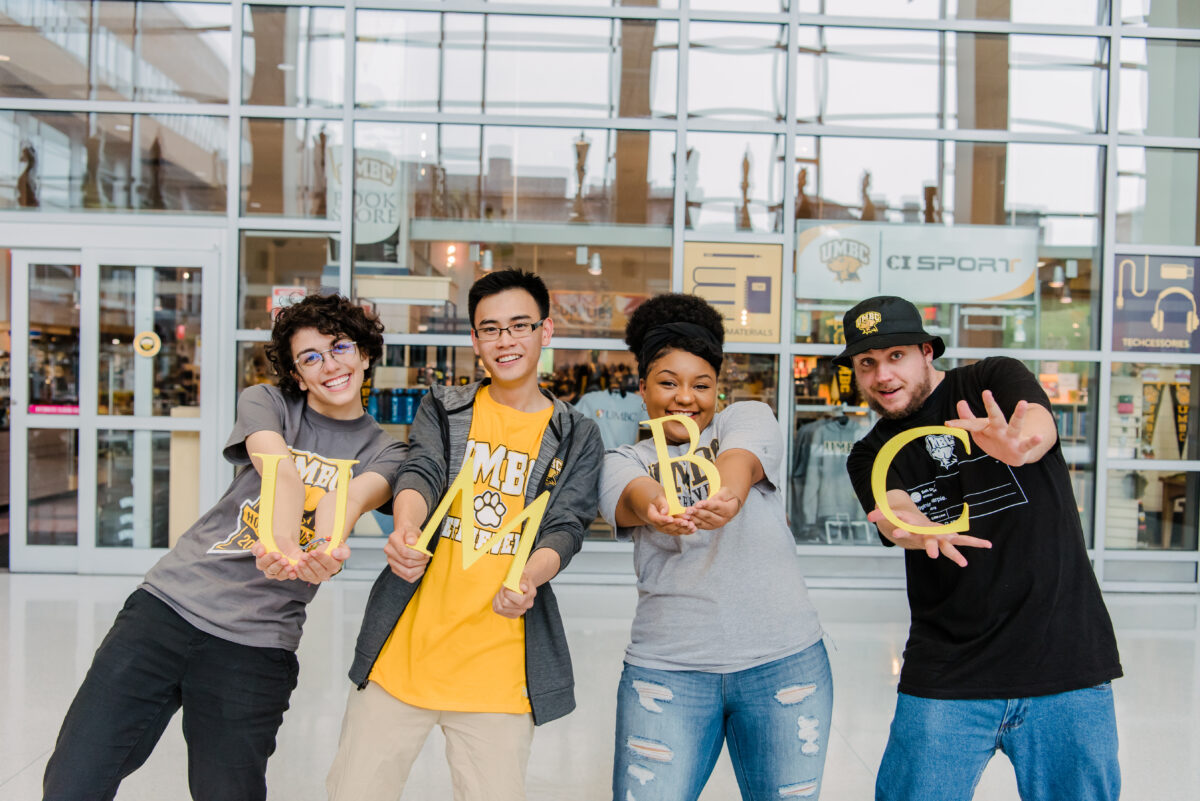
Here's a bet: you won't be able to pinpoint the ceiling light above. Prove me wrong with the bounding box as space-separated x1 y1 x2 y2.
1049 265 1065 288
588 253 602 276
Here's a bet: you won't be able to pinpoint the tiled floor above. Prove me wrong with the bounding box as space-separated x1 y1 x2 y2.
2 572 1197 800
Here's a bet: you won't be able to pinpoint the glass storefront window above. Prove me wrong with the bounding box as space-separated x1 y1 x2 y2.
1106 469 1199 552
0 111 227 213
1119 39 1200 138
27 428 78 546
96 430 171 548
687 21 787 122
1121 1 1200 29
239 233 333 330
685 131 785 232
1117 147 1200 247
357 12 678 119
241 119 341 218
28 263 80 409
1109 363 1197 460
792 137 1101 348
798 0 1109 26
99 266 202 416
692 0 787 11
0 0 231 104
243 5 345 108
798 29 1107 134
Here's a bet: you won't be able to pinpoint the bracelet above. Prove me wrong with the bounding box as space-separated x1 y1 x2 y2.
307 536 330 551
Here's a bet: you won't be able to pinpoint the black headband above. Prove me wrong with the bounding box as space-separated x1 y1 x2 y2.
639 322 723 373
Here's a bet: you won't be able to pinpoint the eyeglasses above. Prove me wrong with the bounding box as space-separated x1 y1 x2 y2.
294 340 358 372
473 319 545 342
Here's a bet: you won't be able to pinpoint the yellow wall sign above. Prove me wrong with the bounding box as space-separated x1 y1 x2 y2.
683 242 782 343
253 453 358 564
870 426 971 536
405 455 549 593
642 414 723 516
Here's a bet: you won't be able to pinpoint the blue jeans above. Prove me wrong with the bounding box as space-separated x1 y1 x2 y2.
876 685 1120 801
613 641 833 801
43 589 299 801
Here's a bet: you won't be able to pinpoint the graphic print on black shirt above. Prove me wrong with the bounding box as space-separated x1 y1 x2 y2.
908 448 1029 526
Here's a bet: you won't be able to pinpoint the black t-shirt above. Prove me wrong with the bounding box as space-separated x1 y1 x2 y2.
846 357 1122 699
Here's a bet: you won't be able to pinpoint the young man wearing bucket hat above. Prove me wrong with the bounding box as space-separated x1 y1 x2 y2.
841 296 1122 801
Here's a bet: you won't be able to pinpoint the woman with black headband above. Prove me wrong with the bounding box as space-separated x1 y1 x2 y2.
598 293 832 800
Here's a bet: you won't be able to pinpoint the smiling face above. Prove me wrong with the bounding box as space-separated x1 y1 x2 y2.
850 342 937 420
291 327 370 420
640 348 718 443
471 288 553 390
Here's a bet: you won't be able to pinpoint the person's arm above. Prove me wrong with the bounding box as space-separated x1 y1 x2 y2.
683 448 764 530
613 475 698 536
867 488 992 568
383 487 433 583
946 389 1058 466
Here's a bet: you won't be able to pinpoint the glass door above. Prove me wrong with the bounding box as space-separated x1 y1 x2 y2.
10 247 219 574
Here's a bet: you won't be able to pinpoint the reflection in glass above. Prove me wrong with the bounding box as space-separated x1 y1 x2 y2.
357 12 678 119
236 342 276 398
1121 1 1200 29
800 29 1106 134
798 0 1107 25
688 22 786 122
370 242 671 337
686 132 785 232
29 264 80 409
0 111 227 213
1117 147 1200 246
1106 470 1199 552
0 0 230 103
243 5 345 108
792 136 1100 240
242 119 341 218
99 266 202 416
97 430 172 548
1109 363 1197 460
354 123 674 228
27 428 78 546
1119 38 1200 137
240 234 332 330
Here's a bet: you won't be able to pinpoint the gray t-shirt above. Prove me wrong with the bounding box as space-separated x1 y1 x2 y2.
141 384 406 651
599 401 823 672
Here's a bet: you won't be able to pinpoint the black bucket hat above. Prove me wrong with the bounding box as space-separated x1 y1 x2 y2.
833 296 945 367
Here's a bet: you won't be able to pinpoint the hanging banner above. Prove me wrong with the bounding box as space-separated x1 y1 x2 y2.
1112 255 1200 354
326 147 405 246
1142 382 1163 455
684 242 782 343
795 222 1038 303
1172 383 1190 459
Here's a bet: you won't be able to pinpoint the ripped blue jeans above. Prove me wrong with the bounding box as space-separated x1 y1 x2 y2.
613 641 833 801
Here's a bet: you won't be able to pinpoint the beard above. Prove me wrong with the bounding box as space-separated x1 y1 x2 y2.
866 371 934 420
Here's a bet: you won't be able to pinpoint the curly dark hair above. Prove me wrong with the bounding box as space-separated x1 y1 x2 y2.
264 293 385 397
625 293 725 378
468 269 550 326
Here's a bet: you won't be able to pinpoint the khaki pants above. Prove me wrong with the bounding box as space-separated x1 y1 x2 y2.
326 681 535 801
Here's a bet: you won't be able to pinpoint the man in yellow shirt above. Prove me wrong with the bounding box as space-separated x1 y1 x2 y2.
327 269 604 801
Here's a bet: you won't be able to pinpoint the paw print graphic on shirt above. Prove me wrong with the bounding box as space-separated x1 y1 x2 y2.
473 491 507 528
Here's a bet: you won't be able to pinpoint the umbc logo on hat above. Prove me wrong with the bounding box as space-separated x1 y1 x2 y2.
834 295 946 367
855 311 882 336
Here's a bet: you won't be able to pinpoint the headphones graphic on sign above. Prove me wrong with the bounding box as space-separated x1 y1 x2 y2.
1150 286 1200 334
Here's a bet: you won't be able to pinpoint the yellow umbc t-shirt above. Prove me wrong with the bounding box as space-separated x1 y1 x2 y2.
370 387 553 713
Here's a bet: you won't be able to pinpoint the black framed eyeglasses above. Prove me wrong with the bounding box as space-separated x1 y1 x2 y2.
473 319 545 342
293 340 358 372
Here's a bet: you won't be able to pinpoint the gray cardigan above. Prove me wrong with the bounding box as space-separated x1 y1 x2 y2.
348 380 604 724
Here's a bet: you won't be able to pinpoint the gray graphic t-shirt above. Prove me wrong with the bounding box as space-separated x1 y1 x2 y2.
599 401 823 672
141 384 406 651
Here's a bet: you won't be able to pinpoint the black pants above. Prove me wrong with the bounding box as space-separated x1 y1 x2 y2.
43 589 299 801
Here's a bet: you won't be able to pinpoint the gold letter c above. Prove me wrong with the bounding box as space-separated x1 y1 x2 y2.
871 426 971 536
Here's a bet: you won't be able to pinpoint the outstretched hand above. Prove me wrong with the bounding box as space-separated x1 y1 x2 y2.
868 507 991 568
946 390 1044 467
644 494 697 536
684 487 744 530
252 540 350 582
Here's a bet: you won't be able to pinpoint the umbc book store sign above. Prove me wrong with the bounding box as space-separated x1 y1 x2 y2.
795 222 1038 303
1112 255 1200 355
